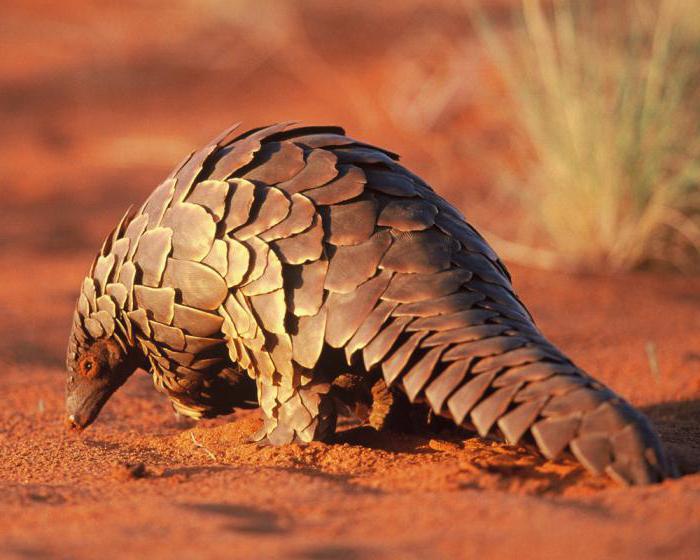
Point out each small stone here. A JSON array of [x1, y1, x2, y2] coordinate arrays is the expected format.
[[111, 461, 148, 481]]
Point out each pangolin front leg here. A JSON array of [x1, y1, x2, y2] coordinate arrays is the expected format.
[[253, 378, 337, 445]]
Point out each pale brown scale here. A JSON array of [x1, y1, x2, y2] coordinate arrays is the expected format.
[[161, 259, 227, 311], [580, 401, 631, 433], [291, 307, 328, 370], [381, 230, 453, 274], [184, 335, 223, 354], [541, 387, 610, 417], [570, 435, 612, 475], [96, 295, 116, 317], [249, 288, 286, 335], [268, 332, 294, 379], [105, 283, 128, 310], [422, 324, 508, 348], [325, 231, 392, 293], [402, 345, 445, 401], [240, 141, 306, 185], [424, 360, 469, 414], [141, 179, 176, 228], [240, 244, 283, 297], [277, 149, 339, 194], [324, 270, 393, 349], [259, 194, 315, 242], [492, 360, 577, 388], [322, 198, 378, 245], [237, 237, 267, 286], [150, 321, 186, 351], [172, 304, 223, 338], [220, 299, 243, 340], [126, 308, 150, 337], [222, 179, 257, 233], [109, 238, 131, 279], [224, 238, 250, 287], [470, 382, 522, 437], [392, 291, 484, 317], [377, 199, 438, 231], [233, 186, 291, 241], [497, 397, 549, 445], [92, 254, 115, 294], [381, 331, 428, 386], [271, 214, 324, 265], [285, 258, 328, 317], [362, 315, 413, 372], [133, 285, 175, 324], [407, 309, 498, 333], [441, 335, 528, 362], [162, 202, 217, 262], [514, 374, 588, 402], [186, 180, 229, 222], [122, 214, 148, 260], [202, 239, 228, 277], [471, 345, 563, 375], [382, 269, 472, 303], [117, 261, 136, 304], [67, 122, 674, 485], [344, 300, 398, 364], [207, 122, 294, 182], [532, 415, 582, 459], [303, 165, 365, 205], [447, 371, 498, 425], [91, 312, 114, 337], [132, 228, 172, 287]]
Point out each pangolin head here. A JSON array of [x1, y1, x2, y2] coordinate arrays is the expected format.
[[65, 254, 141, 431], [65, 331, 130, 431]]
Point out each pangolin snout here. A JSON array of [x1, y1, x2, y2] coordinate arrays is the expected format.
[[65, 414, 84, 432], [65, 376, 115, 431]]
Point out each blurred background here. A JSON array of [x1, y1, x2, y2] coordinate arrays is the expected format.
[[2, 0, 698, 269], [0, 4, 699, 555], [0, 0, 515, 253]]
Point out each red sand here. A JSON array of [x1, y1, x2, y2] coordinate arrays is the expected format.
[[1, 2, 699, 558]]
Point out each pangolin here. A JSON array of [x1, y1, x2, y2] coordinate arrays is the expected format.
[[65, 122, 676, 485]]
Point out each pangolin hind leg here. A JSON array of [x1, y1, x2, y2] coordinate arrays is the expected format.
[[330, 374, 417, 432]]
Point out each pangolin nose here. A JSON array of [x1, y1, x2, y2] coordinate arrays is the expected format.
[[65, 414, 84, 432]]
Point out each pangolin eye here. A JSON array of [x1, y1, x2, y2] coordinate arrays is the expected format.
[[80, 356, 100, 377]]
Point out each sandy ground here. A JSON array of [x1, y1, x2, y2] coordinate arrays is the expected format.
[[1, 2, 699, 559]]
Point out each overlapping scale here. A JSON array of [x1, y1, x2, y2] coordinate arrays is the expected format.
[[325, 231, 392, 294], [233, 186, 291, 240]]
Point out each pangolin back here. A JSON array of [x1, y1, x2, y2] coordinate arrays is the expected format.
[[70, 122, 675, 485]]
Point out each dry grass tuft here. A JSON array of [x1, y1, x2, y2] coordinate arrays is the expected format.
[[190, 432, 219, 462], [471, 0, 700, 272]]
